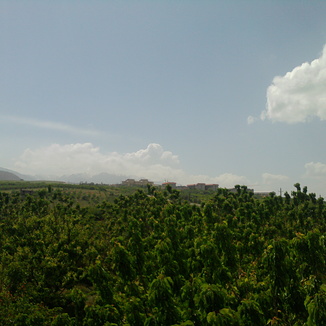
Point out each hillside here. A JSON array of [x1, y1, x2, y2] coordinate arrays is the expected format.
[[0, 170, 22, 181]]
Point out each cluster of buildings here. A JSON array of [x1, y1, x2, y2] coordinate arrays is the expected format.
[[121, 178, 154, 186], [121, 179, 219, 191], [161, 182, 219, 191], [118, 179, 275, 196]]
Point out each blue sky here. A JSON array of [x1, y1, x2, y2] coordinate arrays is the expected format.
[[1, 1, 326, 196]]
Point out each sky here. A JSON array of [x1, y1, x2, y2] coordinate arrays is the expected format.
[[1, 1, 326, 196]]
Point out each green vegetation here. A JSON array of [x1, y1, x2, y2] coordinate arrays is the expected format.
[[0, 182, 325, 325]]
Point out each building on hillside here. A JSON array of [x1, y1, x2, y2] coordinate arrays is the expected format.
[[162, 182, 177, 189], [122, 178, 153, 186], [138, 179, 154, 186], [122, 179, 136, 186], [186, 183, 219, 191], [195, 183, 206, 191], [205, 184, 219, 191]]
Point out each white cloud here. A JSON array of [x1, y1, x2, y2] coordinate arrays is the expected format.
[[124, 143, 179, 165], [14, 143, 180, 179], [14, 142, 248, 187], [247, 115, 258, 125], [212, 173, 249, 187], [262, 172, 289, 185], [261, 45, 326, 123], [304, 161, 326, 178], [1, 115, 100, 137]]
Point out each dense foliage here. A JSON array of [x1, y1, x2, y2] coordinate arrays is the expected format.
[[0, 184, 325, 325]]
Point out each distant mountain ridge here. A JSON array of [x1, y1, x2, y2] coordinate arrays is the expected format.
[[0, 167, 35, 181], [0, 170, 22, 181], [58, 172, 127, 184], [0, 167, 128, 185]]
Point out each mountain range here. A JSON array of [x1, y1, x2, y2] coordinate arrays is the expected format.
[[0, 170, 23, 181], [0, 167, 128, 184], [0, 167, 33, 181]]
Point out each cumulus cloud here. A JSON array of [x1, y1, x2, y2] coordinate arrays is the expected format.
[[262, 172, 289, 185], [261, 45, 326, 123], [304, 161, 326, 178], [124, 143, 179, 165], [212, 173, 249, 187], [15, 143, 180, 179], [14, 142, 248, 187]]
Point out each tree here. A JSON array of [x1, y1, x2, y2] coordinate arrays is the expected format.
[[147, 274, 180, 325]]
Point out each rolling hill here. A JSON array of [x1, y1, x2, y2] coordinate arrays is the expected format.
[[0, 170, 22, 181]]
